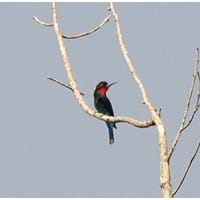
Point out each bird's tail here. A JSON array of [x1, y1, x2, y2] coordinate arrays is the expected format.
[[106, 122, 115, 144]]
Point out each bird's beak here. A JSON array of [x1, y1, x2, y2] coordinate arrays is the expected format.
[[108, 82, 118, 88]]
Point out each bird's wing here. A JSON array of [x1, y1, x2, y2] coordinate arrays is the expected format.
[[103, 96, 114, 116]]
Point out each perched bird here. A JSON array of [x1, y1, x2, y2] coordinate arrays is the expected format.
[[94, 81, 117, 144]]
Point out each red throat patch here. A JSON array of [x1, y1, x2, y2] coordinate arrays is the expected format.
[[98, 86, 108, 95]]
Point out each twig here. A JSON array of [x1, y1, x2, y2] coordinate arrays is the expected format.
[[33, 16, 53, 26], [168, 48, 200, 162], [110, 2, 172, 197], [47, 77, 85, 96], [51, 2, 155, 128], [183, 71, 200, 130], [172, 142, 200, 197], [62, 14, 112, 39]]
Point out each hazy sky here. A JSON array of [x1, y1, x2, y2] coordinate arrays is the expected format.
[[0, 2, 200, 197]]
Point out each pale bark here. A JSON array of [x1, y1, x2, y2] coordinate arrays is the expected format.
[[51, 2, 155, 129], [110, 2, 172, 197], [33, 3, 200, 197]]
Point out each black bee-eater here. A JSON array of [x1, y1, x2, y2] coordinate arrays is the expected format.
[[94, 81, 117, 144]]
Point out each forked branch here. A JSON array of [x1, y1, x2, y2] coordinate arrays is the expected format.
[[168, 48, 200, 162], [35, 3, 200, 197], [33, 14, 111, 39], [51, 2, 155, 128], [110, 2, 172, 197]]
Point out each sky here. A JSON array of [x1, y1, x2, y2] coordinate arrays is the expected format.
[[0, 2, 200, 198]]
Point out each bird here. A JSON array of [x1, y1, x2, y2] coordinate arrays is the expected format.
[[94, 81, 117, 144]]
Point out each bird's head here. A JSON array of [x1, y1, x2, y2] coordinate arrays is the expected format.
[[95, 81, 117, 95]]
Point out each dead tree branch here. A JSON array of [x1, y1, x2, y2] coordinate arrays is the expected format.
[[51, 2, 155, 128], [62, 14, 111, 39], [172, 142, 200, 197], [35, 3, 200, 197], [168, 48, 200, 162], [47, 77, 85, 96], [33, 16, 53, 26], [33, 14, 111, 39], [183, 71, 200, 130], [109, 2, 172, 197]]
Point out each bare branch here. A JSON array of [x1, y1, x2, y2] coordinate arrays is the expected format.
[[33, 13, 111, 39], [33, 16, 53, 26], [51, 2, 155, 128], [168, 48, 200, 162], [47, 77, 85, 96], [183, 71, 200, 130], [110, 2, 172, 197], [47, 77, 153, 126], [109, 2, 163, 124], [172, 142, 200, 197], [62, 14, 112, 39]]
